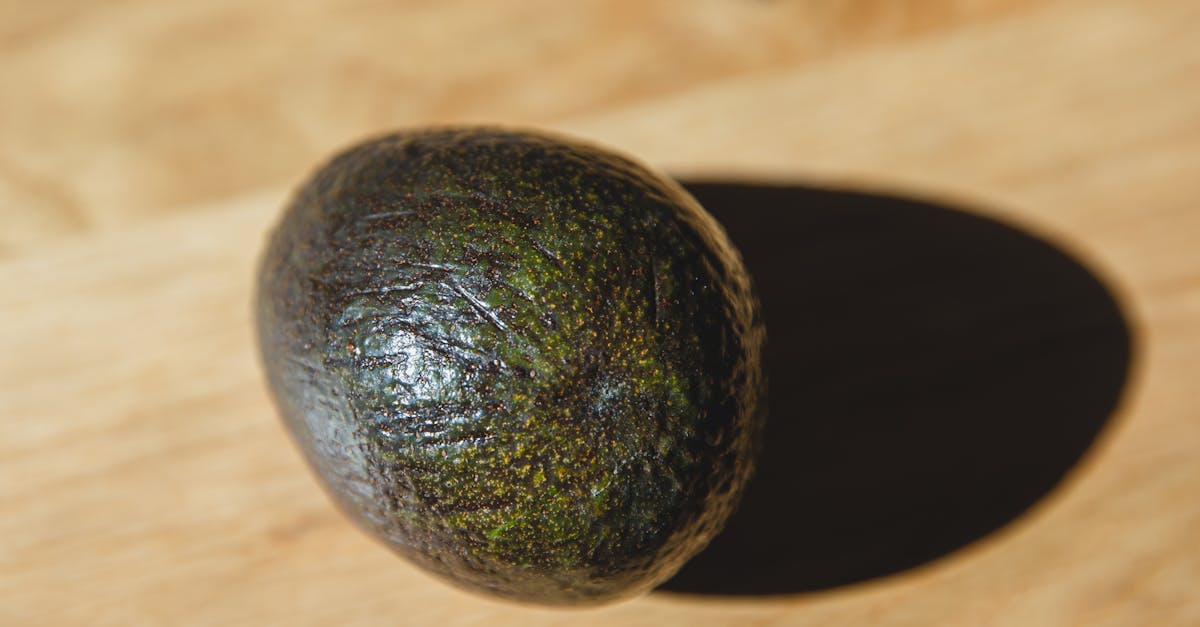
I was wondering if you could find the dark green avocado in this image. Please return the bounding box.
[255,127,766,605]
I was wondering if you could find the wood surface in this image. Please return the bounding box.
[3,0,1199,624]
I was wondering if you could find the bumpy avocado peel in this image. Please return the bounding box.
[256,127,766,604]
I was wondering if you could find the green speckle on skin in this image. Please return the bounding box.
[487,515,523,540]
[256,127,766,605]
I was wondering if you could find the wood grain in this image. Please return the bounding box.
[3,0,1198,625]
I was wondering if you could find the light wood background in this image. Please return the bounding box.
[3,1,1199,625]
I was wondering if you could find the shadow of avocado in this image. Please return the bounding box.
[658,181,1133,596]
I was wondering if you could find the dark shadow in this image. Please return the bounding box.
[658,181,1133,596]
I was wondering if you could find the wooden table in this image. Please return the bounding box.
[3,1,1198,624]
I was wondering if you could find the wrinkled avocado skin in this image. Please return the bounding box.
[255,128,766,604]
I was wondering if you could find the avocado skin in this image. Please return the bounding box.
[256,128,765,604]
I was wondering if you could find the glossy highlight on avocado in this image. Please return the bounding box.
[255,127,766,605]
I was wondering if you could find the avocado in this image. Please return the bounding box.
[255,127,766,605]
